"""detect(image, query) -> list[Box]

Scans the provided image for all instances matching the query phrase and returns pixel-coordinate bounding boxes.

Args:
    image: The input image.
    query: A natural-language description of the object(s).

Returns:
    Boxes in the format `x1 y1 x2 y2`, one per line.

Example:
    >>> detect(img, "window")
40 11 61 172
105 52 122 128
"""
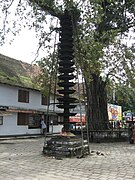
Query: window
17 113 28 125
17 113 41 128
41 94 48 105
0 116 3 125
28 114 41 129
18 90 29 103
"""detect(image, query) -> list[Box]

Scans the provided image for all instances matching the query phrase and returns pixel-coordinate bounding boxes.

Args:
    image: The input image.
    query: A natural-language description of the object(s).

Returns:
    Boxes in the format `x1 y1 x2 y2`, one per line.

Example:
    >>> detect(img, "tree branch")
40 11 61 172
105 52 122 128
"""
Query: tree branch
3 0 15 10
28 0 62 18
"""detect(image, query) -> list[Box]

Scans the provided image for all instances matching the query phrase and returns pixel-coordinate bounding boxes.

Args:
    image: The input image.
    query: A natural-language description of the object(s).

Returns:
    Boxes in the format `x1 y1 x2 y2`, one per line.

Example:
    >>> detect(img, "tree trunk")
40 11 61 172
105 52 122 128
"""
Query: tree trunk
85 74 109 130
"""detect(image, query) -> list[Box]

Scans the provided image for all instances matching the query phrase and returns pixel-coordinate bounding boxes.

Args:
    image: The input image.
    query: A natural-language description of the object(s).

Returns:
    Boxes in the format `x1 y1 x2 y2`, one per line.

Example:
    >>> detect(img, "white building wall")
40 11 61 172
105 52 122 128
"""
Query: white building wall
0 84 45 110
0 84 17 106
0 84 62 136
0 84 64 112
0 113 41 136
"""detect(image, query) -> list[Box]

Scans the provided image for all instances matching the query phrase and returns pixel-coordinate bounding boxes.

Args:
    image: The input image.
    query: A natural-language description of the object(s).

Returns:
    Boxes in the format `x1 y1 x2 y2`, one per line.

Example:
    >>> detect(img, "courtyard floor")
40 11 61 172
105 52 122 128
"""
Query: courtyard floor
0 137 135 180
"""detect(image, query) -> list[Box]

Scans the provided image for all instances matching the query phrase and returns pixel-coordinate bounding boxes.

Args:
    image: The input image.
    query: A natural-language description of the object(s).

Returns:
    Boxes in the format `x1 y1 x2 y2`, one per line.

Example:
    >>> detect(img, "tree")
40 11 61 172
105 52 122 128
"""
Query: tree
73 0 135 130
0 0 135 130
108 83 135 113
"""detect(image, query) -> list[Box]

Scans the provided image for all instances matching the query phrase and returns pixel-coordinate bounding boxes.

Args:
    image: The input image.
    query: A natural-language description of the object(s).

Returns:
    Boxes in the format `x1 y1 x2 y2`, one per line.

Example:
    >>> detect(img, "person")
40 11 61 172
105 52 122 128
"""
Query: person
116 121 120 129
128 123 134 144
70 124 73 130
40 118 46 135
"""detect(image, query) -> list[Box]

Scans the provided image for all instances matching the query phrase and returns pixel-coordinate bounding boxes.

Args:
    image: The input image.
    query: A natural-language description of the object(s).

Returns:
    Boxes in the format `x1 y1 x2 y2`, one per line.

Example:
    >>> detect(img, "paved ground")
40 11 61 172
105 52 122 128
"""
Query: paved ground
0 137 135 180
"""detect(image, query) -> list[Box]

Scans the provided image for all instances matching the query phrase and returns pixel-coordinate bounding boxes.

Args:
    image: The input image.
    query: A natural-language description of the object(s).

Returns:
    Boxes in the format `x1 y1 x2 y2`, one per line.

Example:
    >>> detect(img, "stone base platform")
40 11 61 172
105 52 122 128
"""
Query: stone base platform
43 134 89 158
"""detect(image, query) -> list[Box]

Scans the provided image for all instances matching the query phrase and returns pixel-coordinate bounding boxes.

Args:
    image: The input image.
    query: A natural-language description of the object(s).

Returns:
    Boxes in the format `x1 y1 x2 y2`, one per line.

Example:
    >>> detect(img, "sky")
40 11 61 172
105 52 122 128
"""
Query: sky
0 28 44 64
0 0 47 64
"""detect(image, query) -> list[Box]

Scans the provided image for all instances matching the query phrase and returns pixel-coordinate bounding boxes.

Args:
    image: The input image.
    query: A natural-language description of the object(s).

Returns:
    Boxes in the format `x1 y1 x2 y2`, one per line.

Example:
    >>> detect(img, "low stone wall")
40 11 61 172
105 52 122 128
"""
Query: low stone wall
71 129 129 143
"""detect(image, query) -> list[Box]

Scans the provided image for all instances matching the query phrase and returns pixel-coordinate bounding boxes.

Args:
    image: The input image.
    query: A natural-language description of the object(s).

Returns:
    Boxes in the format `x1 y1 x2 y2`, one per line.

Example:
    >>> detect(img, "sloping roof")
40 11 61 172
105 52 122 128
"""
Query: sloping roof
0 54 41 90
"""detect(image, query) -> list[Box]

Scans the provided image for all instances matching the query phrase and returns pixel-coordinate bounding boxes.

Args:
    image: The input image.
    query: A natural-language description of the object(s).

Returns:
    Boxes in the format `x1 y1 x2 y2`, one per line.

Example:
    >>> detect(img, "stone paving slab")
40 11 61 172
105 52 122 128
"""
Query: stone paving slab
0 137 135 180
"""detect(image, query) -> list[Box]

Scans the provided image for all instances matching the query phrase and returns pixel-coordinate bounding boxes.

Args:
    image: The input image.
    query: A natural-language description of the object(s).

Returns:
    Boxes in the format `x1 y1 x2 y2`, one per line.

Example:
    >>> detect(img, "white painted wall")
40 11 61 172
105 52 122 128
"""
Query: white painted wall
0 84 45 110
0 113 41 136
0 112 63 136
0 84 63 112
0 84 62 136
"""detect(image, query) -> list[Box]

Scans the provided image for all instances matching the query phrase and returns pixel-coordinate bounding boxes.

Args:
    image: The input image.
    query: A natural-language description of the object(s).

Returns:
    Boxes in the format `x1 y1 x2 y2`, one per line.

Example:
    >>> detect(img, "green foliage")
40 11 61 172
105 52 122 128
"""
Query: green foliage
56 0 134 87
35 51 58 95
107 80 135 112
116 84 135 112
0 54 40 89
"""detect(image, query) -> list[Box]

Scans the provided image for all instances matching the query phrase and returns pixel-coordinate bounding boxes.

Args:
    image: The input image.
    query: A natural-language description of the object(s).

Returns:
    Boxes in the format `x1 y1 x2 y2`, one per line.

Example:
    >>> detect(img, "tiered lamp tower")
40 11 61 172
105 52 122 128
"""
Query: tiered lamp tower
57 10 77 133
43 10 89 158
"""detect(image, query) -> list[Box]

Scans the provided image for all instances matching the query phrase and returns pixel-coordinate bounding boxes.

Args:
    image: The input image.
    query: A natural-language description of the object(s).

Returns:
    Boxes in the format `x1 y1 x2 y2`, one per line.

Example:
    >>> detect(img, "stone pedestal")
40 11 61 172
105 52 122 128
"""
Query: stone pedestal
43 134 89 158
